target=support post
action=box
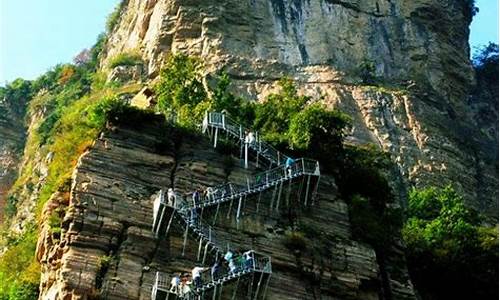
[304,175,311,206]
[236,196,243,220]
[197,238,203,261]
[202,242,210,265]
[182,223,189,257]
[165,211,175,237]
[262,275,272,300]
[253,271,265,300]
[275,181,283,212]
[245,142,248,169]
[214,127,218,148]
[213,203,220,226]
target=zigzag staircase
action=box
[152,111,321,299]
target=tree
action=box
[473,42,498,98]
[288,103,351,167]
[402,185,498,299]
[73,49,91,66]
[253,78,309,145]
[154,54,207,127]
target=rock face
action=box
[0,93,27,223]
[101,0,497,216]
[36,118,415,299]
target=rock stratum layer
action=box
[36,119,416,299]
[102,0,497,216]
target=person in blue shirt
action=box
[285,157,294,177]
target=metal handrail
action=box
[203,111,290,166]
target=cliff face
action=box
[101,0,497,216]
[36,118,415,299]
[0,90,28,223]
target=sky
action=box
[0,0,498,84]
[0,0,120,84]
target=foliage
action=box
[108,51,143,69]
[473,42,498,98]
[0,225,40,300]
[358,59,377,84]
[336,144,400,252]
[253,78,309,144]
[4,195,18,218]
[0,78,33,118]
[210,72,248,122]
[154,54,208,128]
[465,0,479,19]
[96,255,113,289]
[48,210,62,235]
[402,185,498,299]
[87,33,108,71]
[288,103,351,166]
[282,231,307,252]
[106,1,126,34]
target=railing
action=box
[203,111,290,166]
[153,252,272,298]
[181,158,319,209]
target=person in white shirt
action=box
[243,250,254,270]
[245,131,255,145]
[169,273,181,294]
[167,188,176,207]
[191,266,208,289]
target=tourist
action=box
[205,186,214,202]
[192,189,199,206]
[167,188,176,207]
[245,130,255,145]
[285,157,294,177]
[169,273,181,294]
[179,274,192,297]
[191,266,208,289]
[243,250,254,270]
[211,260,221,281]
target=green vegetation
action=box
[154,54,208,128]
[154,54,352,169]
[108,51,143,69]
[473,42,498,99]
[0,19,143,298]
[282,231,307,252]
[96,255,114,289]
[402,186,498,299]
[0,225,39,300]
[358,59,377,84]
[338,144,401,251]
[106,1,126,34]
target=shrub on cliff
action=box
[154,54,208,128]
[0,225,39,300]
[288,103,351,167]
[106,0,127,34]
[108,51,143,69]
[403,185,498,299]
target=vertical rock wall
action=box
[101,0,497,216]
[36,119,415,299]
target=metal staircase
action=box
[151,190,272,300]
[203,111,289,167]
[151,111,322,299]
[152,252,272,300]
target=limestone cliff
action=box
[101,0,497,216]
[0,87,29,223]
[36,117,415,299]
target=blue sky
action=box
[0,0,120,84]
[0,0,498,84]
